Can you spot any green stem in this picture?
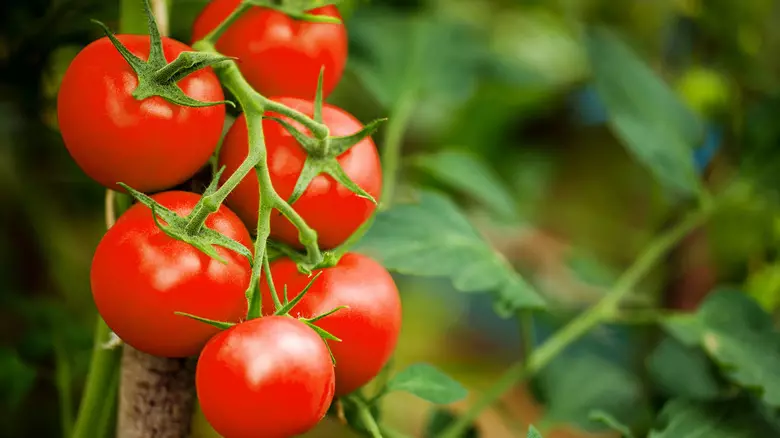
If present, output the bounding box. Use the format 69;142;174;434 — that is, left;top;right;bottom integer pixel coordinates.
187;42;324;268
380;19;424;210
262;250;282;311
262;97;330;140
438;205;714;438
380;90;416;210
71;318;122;438
348;396;383;438
201;0;252;44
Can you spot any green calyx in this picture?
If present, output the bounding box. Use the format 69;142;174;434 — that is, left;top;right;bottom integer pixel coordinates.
271;69;386;206
118;175;253;265
93;0;234;108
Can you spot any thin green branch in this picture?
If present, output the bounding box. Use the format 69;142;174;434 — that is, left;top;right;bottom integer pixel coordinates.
71;317;122;438
438;204;716;438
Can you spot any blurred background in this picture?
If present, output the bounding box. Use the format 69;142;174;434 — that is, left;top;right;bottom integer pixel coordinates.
2;0;780;437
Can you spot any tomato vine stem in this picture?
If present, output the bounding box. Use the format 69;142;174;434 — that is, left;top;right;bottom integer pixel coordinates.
438;201;718;438
72;190;124;438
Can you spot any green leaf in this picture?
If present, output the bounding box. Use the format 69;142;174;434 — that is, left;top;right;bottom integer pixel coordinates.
0;348;36;412
662;288;780;407
386;363;467;404
647;337;724;400
356;191;546;315
536;353;650;431
424;409;479;438
589;410;635;438
348;8;487;107
586;27;702;197
413;151;519;221
649;399;778;438
527;425;544;438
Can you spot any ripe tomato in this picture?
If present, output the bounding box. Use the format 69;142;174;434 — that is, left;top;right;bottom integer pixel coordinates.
260;253;401;396
218;97;382;249
57;36;225;192
191;0;347;99
196;316;335;438
90;191;252;358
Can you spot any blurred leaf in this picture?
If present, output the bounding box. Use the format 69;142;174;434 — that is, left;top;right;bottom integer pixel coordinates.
589;410;635;437
746;261;780;313
0;348;36;412
536;353;650;431
386;363;467;404
413;151;518;221
647;337;724;401
663;288;780;407
348;8;487;107
586;27;703;197
527;425;544;438
357;191;546;315
424;409;479;438
649;399;778;437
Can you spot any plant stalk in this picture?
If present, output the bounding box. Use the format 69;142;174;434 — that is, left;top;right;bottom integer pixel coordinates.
438;205;714;438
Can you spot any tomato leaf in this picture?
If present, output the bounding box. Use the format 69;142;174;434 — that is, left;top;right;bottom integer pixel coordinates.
357;191;545;315
646;337;724;401
348;8;487;108
173;312;234;330
536;353;650;431
662;288;780;407
586;27;703;197
589;411;635;438
385;363;467;404
0;348;36;413
649;399;779;437
424;409;479;438
412;151;519;221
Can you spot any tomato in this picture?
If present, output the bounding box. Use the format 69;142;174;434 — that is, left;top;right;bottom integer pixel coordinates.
260;253;401;396
218;97;382;249
57;36;225;192
196;316;335;438
191;0;347;99
90;191;252;358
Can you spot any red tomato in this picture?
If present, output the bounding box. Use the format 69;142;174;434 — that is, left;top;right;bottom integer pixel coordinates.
90;191;252;358
57;36;225;192
260;253;401;396
191;0;347;99
218;97;382;249
196;316;335;438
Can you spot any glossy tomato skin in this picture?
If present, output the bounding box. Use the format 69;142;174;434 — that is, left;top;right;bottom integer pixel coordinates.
57;36;225;192
90;191;252;358
191;0;347;99
260;253;401;396
196;316;336;438
218;97;382;249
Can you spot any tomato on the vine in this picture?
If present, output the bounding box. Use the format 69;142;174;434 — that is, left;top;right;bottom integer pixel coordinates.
191;0;347;99
218;97;382;249
57;35;225;193
196;316;335;438
90;191;252;358
260;253;401;396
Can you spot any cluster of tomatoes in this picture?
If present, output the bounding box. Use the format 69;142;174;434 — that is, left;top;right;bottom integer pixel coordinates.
56;1;402;437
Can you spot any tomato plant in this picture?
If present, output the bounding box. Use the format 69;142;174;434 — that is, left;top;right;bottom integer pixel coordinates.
218;97;382;249
90;191;252;358
57;35;226;192
191;0;347;99
260;253;402;396
195;316;335;438
39;0;780;438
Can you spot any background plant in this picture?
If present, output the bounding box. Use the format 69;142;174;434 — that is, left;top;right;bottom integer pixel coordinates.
3;0;780;437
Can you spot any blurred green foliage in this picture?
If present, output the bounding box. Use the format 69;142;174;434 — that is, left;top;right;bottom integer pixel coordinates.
3;0;780;437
